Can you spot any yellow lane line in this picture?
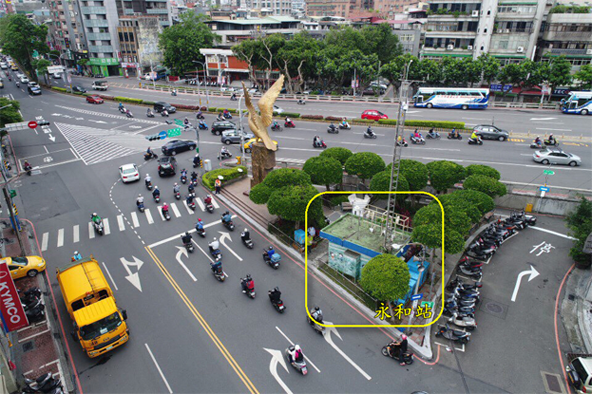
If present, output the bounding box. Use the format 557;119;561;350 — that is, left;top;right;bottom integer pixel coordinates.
145;246;259;394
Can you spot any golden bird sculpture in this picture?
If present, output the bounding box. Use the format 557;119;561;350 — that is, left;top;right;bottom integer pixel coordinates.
241;74;285;152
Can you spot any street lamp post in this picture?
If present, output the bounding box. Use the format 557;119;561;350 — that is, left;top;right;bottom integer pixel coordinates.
192;60;209;107
149;59;157;89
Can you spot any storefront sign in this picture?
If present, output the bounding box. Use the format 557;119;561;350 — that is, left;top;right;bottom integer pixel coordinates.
490;84;513;92
0;262;28;331
88;58;119;66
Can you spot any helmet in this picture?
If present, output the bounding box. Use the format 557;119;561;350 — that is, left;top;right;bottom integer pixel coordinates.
246;274;252;281
146;173;149;176
213;237;217;241
163;202;167;205
92;212;97;216
269;246;274;251
154;186;158;189
198;218;202;222
185;232;190;237
294;345;301;351
401;334;408;340
274;286;280;292
550;133;553;136
138;194;142;197
74;251;79;255
195;154;199;157
207;195;211;198
174;182;178;186
244;228;248;233
314;306;320;311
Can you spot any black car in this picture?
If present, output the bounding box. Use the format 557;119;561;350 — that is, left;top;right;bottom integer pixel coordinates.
28;85;41;95
161;139;197;156
211;120;237;136
158;156;177;176
154;101;176;113
72;85;87;93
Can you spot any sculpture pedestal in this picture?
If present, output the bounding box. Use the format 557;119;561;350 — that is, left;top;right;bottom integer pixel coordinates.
250;141;276;187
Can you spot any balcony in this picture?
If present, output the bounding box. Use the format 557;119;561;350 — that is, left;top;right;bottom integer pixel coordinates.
89;45;113;53
425;30;477;39
543;30;592;42
421;46;473;58
146;8;168;14
123;8;134;15
81;6;106;14
84;19;109;28
494;28;534;35
86;32;111;40
427;12;479;21
159;20;171;27
541;47;592;56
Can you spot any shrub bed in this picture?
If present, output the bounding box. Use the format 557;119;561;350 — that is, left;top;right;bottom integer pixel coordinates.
143;100;155;105
352;118;375;124
281;112;300;118
51;86;68;92
200;106;208;111
174;104;199;110
114;96;143;104
100;95;114;100
202;166;248;190
404;120;465;129
301;114;324;120
208;107;217;112
325;116;344;121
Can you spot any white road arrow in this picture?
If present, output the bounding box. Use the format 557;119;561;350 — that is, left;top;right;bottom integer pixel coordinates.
218;231;243;261
48;134;55;142
263;348;292;394
119;256;144;292
323;321;372;380
530;117;557;121
175;246;197;282
511;265;540;302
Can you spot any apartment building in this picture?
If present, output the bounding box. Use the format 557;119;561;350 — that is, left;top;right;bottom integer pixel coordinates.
205;16;301;47
241;0;293;15
48;0;87;68
305;0;356;17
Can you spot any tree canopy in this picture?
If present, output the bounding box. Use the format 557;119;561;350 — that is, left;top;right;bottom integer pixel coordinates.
565;197;592;267
0;15;48;75
359;254;410;303
387;160;429;191
303;156;343;189
345;152;385;181
320;147;353;166
463;175;507;198
369;171;409;200
465;164;501;180
0;97;23;129
426;160;466;193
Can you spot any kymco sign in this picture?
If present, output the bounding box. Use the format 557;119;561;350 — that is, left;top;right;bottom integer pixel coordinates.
0;262;28;331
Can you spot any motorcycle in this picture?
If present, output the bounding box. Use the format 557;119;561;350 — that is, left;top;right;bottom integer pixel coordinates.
240;278;256;299
285;347;306;374
468;136;483;145
364;132;377;139
19;287;42;302
263;249;281;269
92;220;104;236
447;132;463;140
137;201;145;213
448;312;477;330
119;107;126;113
211;263;226;282
269;293;286;313
184;241;194;253
24;163;32;176
162;208;171;221
181;175;187;184
205;200;214;213
161;110;169;117
308;316;325;335
175;190;181;200
210;247;222;261
514;210;537;226
221;216;235;231
223;112;232;119
144;152;158;161
196;113;205;120
125;111;134;118
396;138;409;147
187;199;196;211
426;131;441;139
195;226;206;238
284;121;295;128
24;299;46;323
410;134;426;145
271;124;283;132
147;111;155;118
313;140;327;149
544;138;559;146
218;151;232;160
23;372;63;394
444;302;475;318
446;277;482;292
198;122;208;130
327;126;339;134
153;193;160;203
381;345;414;365
242;235;254;249
435;324;471;344
230;96;238;101
530;142;544;149
338;123;351;130
297;100;306;105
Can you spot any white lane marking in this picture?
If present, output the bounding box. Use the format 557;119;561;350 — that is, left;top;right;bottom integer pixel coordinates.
73;225;79;243
196;198;205;211
211;198;220;209
88;222;95;239
157;206;165;221
171;202;182;218
131;212;140;228
57;228;64;248
145;344;173;394
536;127;571;131
176;246;198;282
275;326;321;373
530;226;577;240
41;233;49;252
117;215;125;232
102;262;119;291
183;201;195;214
103;218;111;235
145;208;154;224
148;217;234;249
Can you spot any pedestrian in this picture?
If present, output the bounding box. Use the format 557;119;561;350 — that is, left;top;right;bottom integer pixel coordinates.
308;226;315;240
215;178;222;195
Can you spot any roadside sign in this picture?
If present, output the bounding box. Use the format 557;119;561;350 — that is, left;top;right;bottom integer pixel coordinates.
173;119;183;126
420;301;434;309
540;186;550;192
67;74;71;84
543;170;555;175
411;293;423;301
0;261;29;331
158;131;167;140
9;189;16;198
27;121;38;129
167;128;181;138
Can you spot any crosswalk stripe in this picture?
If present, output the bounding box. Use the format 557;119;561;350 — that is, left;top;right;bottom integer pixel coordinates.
196;198;205;212
73;225;79;243
41;232;49;252
212;198;220;209
103;218;111;235
117;215;125;231
57;229;64;248
89;222;95;239
157;205;165;221
131;212;140;228
183;201;194;214
145;208;154;224
171;203;181;218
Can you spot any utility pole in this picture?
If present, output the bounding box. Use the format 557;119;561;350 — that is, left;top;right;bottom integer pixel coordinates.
238;93;247;165
384;60;413;250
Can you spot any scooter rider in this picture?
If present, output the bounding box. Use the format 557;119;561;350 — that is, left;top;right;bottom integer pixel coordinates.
204;194;212;205
534;136;542;147
184;117;189;126
220;146;230;158
231;93;237;100
196;218;204;232
181;231;192;246
267;245;275;260
186;192;195;205
341;118;348;128
147;108;154;116
547;133;556;144
328;122;337;132
217;112;224;121
199;119;206;128
91;212;102;225
450;128;459;138
119;102;124;111
365;126;375;138
161;202;169;215
209;237;220;253
269;287;281;304
470;130;479;142
196;110;204;119
313;135;321;147
188;182;195;194
152;186;160;199
72;251;82;261
222;211;232;224
241;228;250;242
413;129;422;142
310;306;323;324
194;154;202;168
288;345;303;363
241;274;254;292
136;194;144;207
427;128;437;138
191;171;198;183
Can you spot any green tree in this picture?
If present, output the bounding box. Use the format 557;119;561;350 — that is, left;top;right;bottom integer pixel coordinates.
303;156;343;190
412;222;465;255
77;58;89;76
32;58;51;84
426;160;466;193
249;168;311;204
463;174;507;197
369;171;409;200
275;32;320;93
418;58;444;85
435;189;494;217
232;39;262;88
0;14;49;75
158;11;218;76
320;147;353;166
574;64;592;89
497;63;526;96
380;54;420;93
360;23;403;64
267;184;323;228
546;56;573;95
387;160;429;191
477;54;500;86
0;97;23;128
566;197;592;268
359;254;410;313
345;152;385;182
465;164;500;180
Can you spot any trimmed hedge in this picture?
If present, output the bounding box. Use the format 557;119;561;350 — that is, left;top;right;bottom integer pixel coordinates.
301;114;324;120
175;104;199;110
325;116;344;121
352;118;375;124
208;107;218;112
377;119;397;125
114;96;143;104
51;86;68;92
202;166;248;190
143;100;155;105
377;119;465;129
281;112;300;118
100;95;114;100
200;106;208;111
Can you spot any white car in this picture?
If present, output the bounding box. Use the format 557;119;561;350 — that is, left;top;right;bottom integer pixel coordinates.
119;163;140;183
20;76;29;84
142;73;155;81
53;72;61;79
0;63;7;70
273;105;284;114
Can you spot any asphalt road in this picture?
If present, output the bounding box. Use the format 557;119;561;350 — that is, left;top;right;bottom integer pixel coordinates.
58;75;592;139
1;72;578;393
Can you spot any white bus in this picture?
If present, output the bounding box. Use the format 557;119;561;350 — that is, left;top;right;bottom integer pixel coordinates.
561;91;592;115
413;88;490;110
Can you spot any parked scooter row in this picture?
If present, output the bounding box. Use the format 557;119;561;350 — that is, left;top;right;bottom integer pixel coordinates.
19;287;45;324
22;371;64;394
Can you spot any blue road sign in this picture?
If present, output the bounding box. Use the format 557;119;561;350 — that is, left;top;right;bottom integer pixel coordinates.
158;131;167;140
411;293;423;301
539;186;550;192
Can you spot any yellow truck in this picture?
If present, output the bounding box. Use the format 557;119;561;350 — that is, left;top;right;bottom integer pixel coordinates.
56;256;129;358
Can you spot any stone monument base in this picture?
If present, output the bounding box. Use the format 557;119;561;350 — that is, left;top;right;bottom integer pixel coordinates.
250;141;276;187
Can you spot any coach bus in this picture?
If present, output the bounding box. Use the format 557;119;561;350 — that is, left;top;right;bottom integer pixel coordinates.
561;91;592;115
413;87;490;110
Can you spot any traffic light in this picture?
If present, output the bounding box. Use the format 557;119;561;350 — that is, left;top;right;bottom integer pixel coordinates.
146;134;161;141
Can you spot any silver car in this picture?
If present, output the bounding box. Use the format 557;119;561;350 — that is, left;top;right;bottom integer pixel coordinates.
533;148;581;166
473;124;509;141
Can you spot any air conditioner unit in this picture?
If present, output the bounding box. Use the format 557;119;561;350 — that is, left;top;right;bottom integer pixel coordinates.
472;10;479;16
447;44;454;50
498;29;503;33
468;45;473;50
549;43;553;49
586;49;592;55
505;29;510;33
517;46;524;53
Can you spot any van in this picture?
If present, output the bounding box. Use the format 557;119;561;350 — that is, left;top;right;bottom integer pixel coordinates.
92;80;108;91
56;256;129;358
567;355;592;394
